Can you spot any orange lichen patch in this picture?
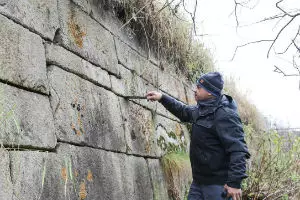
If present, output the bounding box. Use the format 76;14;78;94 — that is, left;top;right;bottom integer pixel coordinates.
74;170;79;177
76;129;81;136
68;16;86;48
175;123;182;137
145;141;151;153
79;181;87;200
61;167;68;181
87;169;93;182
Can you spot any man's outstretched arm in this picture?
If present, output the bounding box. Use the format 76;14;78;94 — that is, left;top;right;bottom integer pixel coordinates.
146;91;194;123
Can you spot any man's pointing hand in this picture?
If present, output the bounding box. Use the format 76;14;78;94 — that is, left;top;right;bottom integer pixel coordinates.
146;91;162;101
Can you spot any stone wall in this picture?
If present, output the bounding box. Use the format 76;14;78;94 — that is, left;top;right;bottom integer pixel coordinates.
0;0;195;199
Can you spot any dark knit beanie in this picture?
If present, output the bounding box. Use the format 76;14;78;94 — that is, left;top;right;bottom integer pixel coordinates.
196;72;224;97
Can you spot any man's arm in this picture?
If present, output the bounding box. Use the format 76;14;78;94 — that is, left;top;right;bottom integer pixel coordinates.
146;91;194;122
214;108;251;189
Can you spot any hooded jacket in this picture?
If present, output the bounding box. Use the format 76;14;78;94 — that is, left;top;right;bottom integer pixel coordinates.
159;94;250;188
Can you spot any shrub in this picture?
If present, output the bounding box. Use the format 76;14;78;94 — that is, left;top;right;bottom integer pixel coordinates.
243;125;300;199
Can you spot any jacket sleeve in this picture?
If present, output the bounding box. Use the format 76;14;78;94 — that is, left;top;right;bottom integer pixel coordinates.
159;94;194;122
214;108;251;189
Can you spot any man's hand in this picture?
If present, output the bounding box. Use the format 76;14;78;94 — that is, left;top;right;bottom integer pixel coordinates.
224;184;242;200
146;91;162;101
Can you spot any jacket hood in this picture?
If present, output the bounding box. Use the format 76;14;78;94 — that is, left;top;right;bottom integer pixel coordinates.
220;94;238;113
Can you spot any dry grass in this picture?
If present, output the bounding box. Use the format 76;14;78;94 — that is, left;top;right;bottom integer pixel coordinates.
117;0;214;81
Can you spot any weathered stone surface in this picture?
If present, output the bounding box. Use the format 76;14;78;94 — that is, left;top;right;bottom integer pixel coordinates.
0;149;12;200
110;65;179;121
185;84;197;105
147;159;169;200
158;71;187;103
57;0;119;76
10;151;55;200
114;37;159;85
0;83;56;149
45;43;111;89
56;143;153;200
119;99;156;156
154;115;190;156
48;66;126;152
0;14;49;95
0;0;59;40
111;64;156;97
9;144;153;200
71;0;92;14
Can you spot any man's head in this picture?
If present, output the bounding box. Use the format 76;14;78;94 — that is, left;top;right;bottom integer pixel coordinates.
194;72;224;101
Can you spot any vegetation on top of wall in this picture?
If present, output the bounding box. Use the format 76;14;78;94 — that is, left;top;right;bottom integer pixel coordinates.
116;0;214;81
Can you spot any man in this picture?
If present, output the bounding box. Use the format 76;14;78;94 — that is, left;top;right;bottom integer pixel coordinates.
146;72;250;200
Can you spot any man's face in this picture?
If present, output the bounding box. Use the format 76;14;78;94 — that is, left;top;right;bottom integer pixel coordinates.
193;85;213;101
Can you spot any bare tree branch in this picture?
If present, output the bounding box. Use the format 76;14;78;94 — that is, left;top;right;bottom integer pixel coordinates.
276;25;300;54
231;40;274;61
273;65;299;76
267;16;298;58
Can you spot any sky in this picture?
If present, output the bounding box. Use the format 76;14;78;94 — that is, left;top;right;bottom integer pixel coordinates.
187;0;300;128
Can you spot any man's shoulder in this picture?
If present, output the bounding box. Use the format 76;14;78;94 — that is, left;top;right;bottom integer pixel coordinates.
215;105;239;120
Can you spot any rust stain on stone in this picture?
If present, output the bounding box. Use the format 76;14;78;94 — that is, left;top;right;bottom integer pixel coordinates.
74;170;79;177
175;123;182;137
79;181;87;200
87;169;93;182
68;15;86;48
61;167;67;181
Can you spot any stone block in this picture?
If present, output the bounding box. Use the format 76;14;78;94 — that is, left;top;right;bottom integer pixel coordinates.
158;71;187;103
0;83;56;149
119;99;156;156
0;0;59;40
9;144;153;200
114;38;158;85
45;43;111;89
0;14;49;94
154;115;190;156
147;159;169;200
48;66;126;152
0;149;12;200
57;0;119;76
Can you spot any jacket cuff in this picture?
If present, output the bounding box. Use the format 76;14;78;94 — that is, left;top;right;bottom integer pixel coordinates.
159;94;171;103
226;181;241;189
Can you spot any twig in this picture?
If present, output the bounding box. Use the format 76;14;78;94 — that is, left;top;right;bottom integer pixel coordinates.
231;39;273;60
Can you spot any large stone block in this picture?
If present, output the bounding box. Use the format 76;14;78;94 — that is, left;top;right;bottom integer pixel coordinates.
147;159;169;200
57;0;119;76
0;83;56;149
114;38;159;85
9;144;153;200
0;149;12;200
57;143;153;200
154;115;190;156
48;66;126;152
158;71;187;103
10;151;55;200
0;0;59;40
119;99;157;156
45;43;111;89
110;65;179;122
0;15;49;95
185;84;197;105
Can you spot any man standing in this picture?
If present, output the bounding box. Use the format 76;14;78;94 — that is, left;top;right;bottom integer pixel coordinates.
146;72;250;200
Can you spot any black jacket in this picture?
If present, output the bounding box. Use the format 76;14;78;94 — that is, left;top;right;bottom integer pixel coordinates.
159;94;250;188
